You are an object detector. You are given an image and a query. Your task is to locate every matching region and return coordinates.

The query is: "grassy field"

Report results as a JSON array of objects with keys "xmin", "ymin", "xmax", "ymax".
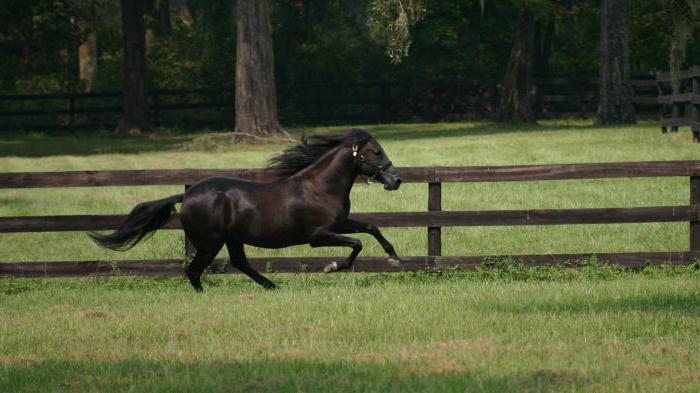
[
  {"xmin": 0, "ymin": 120, "xmax": 698, "ymax": 262},
  {"xmin": 1, "ymin": 121, "xmax": 699, "ymax": 392},
  {"xmin": 1, "ymin": 268, "xmax": 699, "ymax": 392}
]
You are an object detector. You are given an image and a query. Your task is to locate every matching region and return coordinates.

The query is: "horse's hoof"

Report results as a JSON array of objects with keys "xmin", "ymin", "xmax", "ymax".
[
  {"xmin": 387, "ymin": 257, "xmax": 401, "ymax": 267},
  {"xmin": 323, "ymin": 262, "xmax": 338, "ymax": 273}
]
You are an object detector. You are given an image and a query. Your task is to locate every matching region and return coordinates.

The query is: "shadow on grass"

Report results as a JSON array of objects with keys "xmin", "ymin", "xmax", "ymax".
[
  {"xmin": 0, "ymin": 358, "xmax": 591, "ymax": 393},
  {"xmin": 480, "ymin": 292, "xmax": 700, "ymax": 316},
  {"xmin": 364, "ymin": 122, "xmax": 602, "ymax": 142},
  {"xmin": 0, "ymin": 121, "xmax": 609, "ymax": 158},
  {"xmin": 0, "ymin": 131, "xmax": 190, "ymax": 158}
]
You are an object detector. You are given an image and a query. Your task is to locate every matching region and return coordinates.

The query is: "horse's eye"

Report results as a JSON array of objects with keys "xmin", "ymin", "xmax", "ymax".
[{"xmin": 375, "ymin": 150, "xmax": 382, "ymax": 157}]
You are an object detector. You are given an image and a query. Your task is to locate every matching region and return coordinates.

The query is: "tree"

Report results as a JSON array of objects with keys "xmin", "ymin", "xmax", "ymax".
[
  {"xmin": 116, "ymin": 0, "xmax": 149, "ymax": 135},
  {"xmin": 234, "ymin": 0, "xmax": 283, "ymax": 137},
  {"xmin": 145, "ymin": 0, "xmax": 171, "ymax": 48},
  {"xmin": 74, "ymin": 1, "xmax": 99, "ymax": 92},
  {"xmin": 596, "ymin": 0, "xmax": 635, "ymax": 125},
  {"xmin": 665, "ymin": 0, "xmax": 698, "ymax": 93},
  {"xmin": 497, "ymin": 8, "xmax": 535, "ymax": 122}
]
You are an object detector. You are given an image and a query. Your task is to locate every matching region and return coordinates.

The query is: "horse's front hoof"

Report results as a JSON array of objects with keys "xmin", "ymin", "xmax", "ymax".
[
  {"xmin": 387, "ymin": 257, "xmax": 401, "ymax": 267},
  {"xmin": 323, "ymin": 261, "xmax": 338, "ymax": 273}
]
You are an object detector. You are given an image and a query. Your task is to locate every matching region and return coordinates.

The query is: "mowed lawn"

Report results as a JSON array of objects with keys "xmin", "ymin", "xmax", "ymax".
[
  {"xmin": 1, "ymin": 121, "xmax": 700, "ymax": 392},
  {"xmin": 1, "ymin": 272, "xmax": 699, "ymax": 392}
]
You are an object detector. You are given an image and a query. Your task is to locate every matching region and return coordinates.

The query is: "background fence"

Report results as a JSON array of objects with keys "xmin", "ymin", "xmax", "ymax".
[
  {"xmin": 0, "ymin": 78, "xmax": 659, "ymax": 131},
  {"xmin": 1, "ymin": 161, "xmax": 699, "ymax": 278},
  {"xmin": 657, "ymin": 66, "xmax": 700, "ymax": 142}
]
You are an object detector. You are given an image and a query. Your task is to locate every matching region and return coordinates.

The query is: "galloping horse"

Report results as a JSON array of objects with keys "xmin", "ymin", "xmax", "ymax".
[{"xmin": 89, "ymin": 129, "xmax": 402, "ymax": 291}]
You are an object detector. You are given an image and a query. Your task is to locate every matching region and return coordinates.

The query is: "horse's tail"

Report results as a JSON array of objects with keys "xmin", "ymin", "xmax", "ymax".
[{"xmin": 88, "ymin": 194, "xmax": 183, "ymax": 251}]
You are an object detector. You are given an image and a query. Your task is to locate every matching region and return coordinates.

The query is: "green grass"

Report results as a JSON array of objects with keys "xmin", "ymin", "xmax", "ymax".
[
  {"xmin": 1, "ymin": 267, "xmax": 699, "ymax": 392},
  {"xmin": 0, "ymin": 120, "xmax": 698, "ymax": 262},
  {"xmin": 1, "ymin": 121, "xmax": 700, "ymax": 392}
]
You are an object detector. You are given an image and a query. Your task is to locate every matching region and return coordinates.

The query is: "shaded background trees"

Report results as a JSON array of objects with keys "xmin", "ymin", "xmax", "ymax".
[{"xmin": 0, "ymin": 0, "xmax": 698, "ymax": 129}]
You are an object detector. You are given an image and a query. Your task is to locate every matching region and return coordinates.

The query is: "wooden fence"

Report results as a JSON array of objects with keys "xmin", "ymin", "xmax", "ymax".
[
  {"xmin": 0, "ymin": 78, "xmax": 658, "ymax": 131},
  {"xmin": 1, "ymin": 161, "xmax": 699, "ymax": 278},
  {"xmin": 657, "ymin": 66, "xmax": 700, "ymax": 142}
]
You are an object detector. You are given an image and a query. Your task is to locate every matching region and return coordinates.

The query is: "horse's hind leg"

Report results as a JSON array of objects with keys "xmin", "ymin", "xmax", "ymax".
[
  {"xmin": 185, "ymin": 241, "xmax": 222, "ymax": 292},
  {"xmin": 226, "ymin": 241, "xmax": 277, "ymax": 290}
]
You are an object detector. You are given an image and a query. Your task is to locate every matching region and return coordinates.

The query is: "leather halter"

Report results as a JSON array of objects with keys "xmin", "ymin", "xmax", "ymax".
[{"xmin": 352, "ymin": 144, "xmax": 392, "ymax": 184}]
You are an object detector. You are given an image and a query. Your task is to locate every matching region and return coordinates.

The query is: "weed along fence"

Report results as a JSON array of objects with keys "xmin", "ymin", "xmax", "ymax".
[{"xmin": 1, "ymin": 161, "xmax": 699, "ymax": 278}]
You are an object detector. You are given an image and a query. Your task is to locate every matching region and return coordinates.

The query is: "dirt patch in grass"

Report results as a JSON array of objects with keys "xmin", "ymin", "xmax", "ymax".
[
  {"xmin": 68, "ymin": 351, "xmax": 121, "ymax": 361},
  {"xmin": 82, "ymin": 308, "xmax": 108, "ymax": 319},
  {"xmin": 239, "ymin": 294, "xmax": 255, "ymax": 301},
  {"xmin": 50, "ymin": 304, "xmax": 71, "ymax": 312},
  {"xmin": 628, "ymin": 362, "xmax": 669, "ymax": 377},
  {"xmin": 432, "ymin": 338, "xmax": 497, "ymax": 356},
  {"xmin": 352, "ymin": 353, "xmax": 386, "ymax": 362},
  {"xmin": 400, "ymin": 338, "xmax": 498, "ymax": 374},
  {"xmin": 277, "ymin": 349, "xmax": 308, "ymax": 359},
  {"xmin": 198, "ymin": 320, "xmax": 221, "ymax": 328},
  {"xmin": 0, "ymin": 355, "xmax": 40, "ymax": 366}
]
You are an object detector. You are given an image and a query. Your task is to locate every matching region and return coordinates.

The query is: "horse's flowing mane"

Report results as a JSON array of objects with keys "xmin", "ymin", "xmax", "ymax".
[{"xmin": 267, "ymin": 128, "xmax": 372, "ymax": 178}]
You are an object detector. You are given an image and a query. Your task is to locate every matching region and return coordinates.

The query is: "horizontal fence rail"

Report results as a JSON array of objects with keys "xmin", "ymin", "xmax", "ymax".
[
  {"xmin": 0, "ymin": 206, "xmax": 696, "ymax": 233},
  {"xmin": 2, "ymin": 161, "xmax": 700, "ymax": 188},
  {"xmin": 1, "ymin": 161, "xmax": 699, "ymax": 278}
]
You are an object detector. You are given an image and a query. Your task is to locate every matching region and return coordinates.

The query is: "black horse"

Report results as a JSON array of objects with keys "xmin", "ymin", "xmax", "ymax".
[{"xmin": 89, "ymin": 129, "xmax": 402, "ymax": 291}]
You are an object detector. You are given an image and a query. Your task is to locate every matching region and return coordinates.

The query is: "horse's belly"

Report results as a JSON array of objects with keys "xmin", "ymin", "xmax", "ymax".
[
  {"xmin": 234, "ymin": 228, "xmax": 308, "ymax": 248},
  {"xmin": 230, "ymin": 215, "xmax": 310, "ymax": 248}
]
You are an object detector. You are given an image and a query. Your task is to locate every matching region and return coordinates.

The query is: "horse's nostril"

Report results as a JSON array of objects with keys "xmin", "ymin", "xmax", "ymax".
[{"xmin": 395, "ymin": 178, "xmax": 402, "ymax": 186}]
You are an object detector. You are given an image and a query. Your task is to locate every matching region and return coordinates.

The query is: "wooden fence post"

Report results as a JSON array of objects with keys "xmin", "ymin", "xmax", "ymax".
[
  {"xmin": 428, "ymin": 181, "xmax": 442, "ymax": 256},
  {"xmin": 184, "ymin": 184, "xmax": 195, "ymax": 259},
  {"xmin": 691, "ymin": 176, "xmax": 699, "ymax": 251}
]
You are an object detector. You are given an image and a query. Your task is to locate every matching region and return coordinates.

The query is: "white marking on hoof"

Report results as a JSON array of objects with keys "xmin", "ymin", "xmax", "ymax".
[
  {"xmin": 387, "ymin": 257, "xmax": 401, "ymax": 267},
  {"xmin": 323, "ymin": 262, "xmax": 338, "ymax": 273}
]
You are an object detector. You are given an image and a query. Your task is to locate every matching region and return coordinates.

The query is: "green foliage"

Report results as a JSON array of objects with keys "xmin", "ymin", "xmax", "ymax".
[
  {"xmin": 367, "ymin": 0, "xmax": 426, "ymax": 63},
  {"xmin": 2, "ymin": 0, "xmax": 698, "ymax": 95}
]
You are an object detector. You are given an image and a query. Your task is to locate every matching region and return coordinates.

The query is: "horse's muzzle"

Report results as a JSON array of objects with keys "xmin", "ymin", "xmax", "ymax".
[
  {"xmin": 379, "ymin": 166, "xmax": 402, "ymax": 190},
  {"xmin": 384, "ymin": 177, "xmax": 402, "ymax": 191}
]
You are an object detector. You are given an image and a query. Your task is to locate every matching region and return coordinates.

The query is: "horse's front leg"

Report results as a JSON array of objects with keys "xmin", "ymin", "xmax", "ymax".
[
  {"xmin": 309, "ymin": 230, "xmax": 363, "ymax": 273},
  {"xmin": 332, "ymin": 219, "xmax": 401, "ymax": 266}
]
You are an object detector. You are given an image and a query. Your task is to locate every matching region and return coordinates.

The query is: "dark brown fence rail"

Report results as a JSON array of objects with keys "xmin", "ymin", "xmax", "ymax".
[
  {"xmin": 0, "ymin": 78, "xmax": 658, "ymax": 131},
  {"xmin": 657, "ymin": 65, "xmax": 700, "ymax": 142},
  {"xmin": 1, "ymin": 161, "xmax": 699, "ymax": 278}
]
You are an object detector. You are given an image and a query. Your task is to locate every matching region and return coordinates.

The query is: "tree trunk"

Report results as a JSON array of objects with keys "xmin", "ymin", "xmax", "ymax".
[
  {"xmin": 116, "ymin": 0, "xmax": 149, "ymax": 135},
  {"xmin": 534, "ymin": 19, "xmax": 554, "ymax": 78},
  {"xmin": 596, "ymin": 0, "xmax": 635, "ymax": 125},
  {"xmin": 78, "ymin": 21, "xmax": 98, "ymax": 93},
  {"xmin": 497, "ymin": 9, "xmax": 535, "ymax": 123},
  {"xmin": 234, "ymin": 0, "xmax": 283, "ymax": 137},
  {"xmin": 144, "ymin": 0, "xmax": 156, "ymax": 49}
]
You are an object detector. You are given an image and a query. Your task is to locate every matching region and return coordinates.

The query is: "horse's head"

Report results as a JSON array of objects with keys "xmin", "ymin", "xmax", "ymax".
[{"xmin": 354, "ymin": 137, "xmax": 402, "ymax": 191}]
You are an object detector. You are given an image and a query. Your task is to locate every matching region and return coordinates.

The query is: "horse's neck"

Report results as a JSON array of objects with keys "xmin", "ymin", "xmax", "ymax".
[{"xmin": 302, "ymin": 146, "xmax": 357, "ymax": 197}]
